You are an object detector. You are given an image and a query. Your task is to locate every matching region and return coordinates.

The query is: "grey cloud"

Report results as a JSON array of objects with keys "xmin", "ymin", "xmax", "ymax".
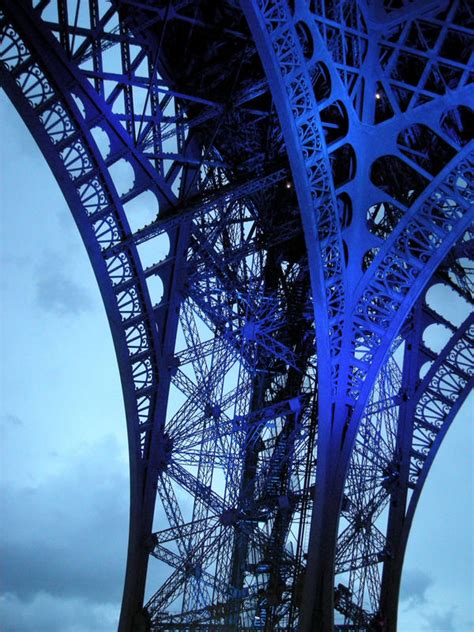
[
  {"xmin": 1, "ymin": 540, "xmax": 122, "ymax": 604},
  {"xmin": 1, "ymin": 437, "xmax": 129, "ymax": 607},
  {"xmin": 35, "ymin": 264, "xmax": 92, "ymax": 316},
  {"xmin": 400, "ymin": 568, "xmax": 434, "ymax": 608},
  {"xmin": 0, "ymin": 592, "xmax": 118, "ymax": 632},
  {"xmin": 1, "ymin": 413, "xmax": 23, "ymax": 427},
  {"xmin": 423, "ymin": 608, "xmax": 456, "ymax": 631}
]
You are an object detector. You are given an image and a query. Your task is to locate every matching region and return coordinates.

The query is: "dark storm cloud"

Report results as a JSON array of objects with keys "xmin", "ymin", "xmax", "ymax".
[
  {"xmin": 400, "ymin": 568, "xmax": 434, "ymax": 608},
  {"xmin": 1, "ymin": 437, "xmax": 128, "ymax": 607},
  {"xmin": 35, "ymin": 262, "xmax": 92, "ymax": 316}
]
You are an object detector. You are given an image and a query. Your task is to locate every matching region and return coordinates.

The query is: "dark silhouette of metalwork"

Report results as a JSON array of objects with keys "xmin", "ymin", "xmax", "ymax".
[{"xmin": 1, "ymin": 1, "xmax": 472, "ymax": 630}]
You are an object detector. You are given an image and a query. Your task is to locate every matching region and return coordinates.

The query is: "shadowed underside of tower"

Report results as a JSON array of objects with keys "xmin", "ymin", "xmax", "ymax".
[{"xmin": 0, "ymin": 1, "xmax": 472, "ymax": 630}]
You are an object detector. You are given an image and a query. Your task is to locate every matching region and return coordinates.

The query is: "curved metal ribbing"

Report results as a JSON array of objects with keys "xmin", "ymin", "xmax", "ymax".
[
  {"xmin": 333, "ymin": 238, "xmax": 474, "ymax": 628},
  {"xmin": 1, "ymin": 1, "xmax": 318, "ymax": 629},
  {"xmin": 242, "ymin": 1, "xmax": 473, "ymax": 629},
  {"xmin": 1, "ymin": 1, "xmax": 473, "ymax": 631},
  {"xmin": 0, "ymin": 4, "xmax": 189, "ymax": 625}
]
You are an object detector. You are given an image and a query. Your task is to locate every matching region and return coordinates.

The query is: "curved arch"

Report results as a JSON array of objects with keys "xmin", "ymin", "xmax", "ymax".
[
  {"xmin": 0, "ymin": 8, "xmax": 186, "ymax": 627},
  {"xmin": 2, "ymin": 3, "xmax": 321, "ymax": 631},
  {"xmin": 379, "ymin": 313, "xmax": 473, "ymax": 629},
  {"xmin": 242, "ymin": 0, "xmax": 345, "ymax": 362},
  {"xmin": 241, "ymin": 6, "xmax": 349, "ymax": 628},
  {"xmin": 242, "ymin": 2, "xmax": 473, "ymax": 629},
  {"xmin": 333, "ymin": 252, "xmax": 473, "ymax": 628}
]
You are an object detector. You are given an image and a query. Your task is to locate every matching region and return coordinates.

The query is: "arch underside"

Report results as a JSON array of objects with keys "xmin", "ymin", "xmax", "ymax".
[{"xmin": 0, "ymin": 1, "xmax": 472, "ymax": 631}]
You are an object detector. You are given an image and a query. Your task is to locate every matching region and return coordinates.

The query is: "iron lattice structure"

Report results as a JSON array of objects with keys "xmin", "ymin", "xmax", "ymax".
[{"xmin": 1, "ymin": 1, "xmax": 472, "ymax": 630}]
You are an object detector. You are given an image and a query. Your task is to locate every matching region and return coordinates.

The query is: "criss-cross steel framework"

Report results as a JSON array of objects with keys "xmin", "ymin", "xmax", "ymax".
[{"xmin": 1, "ymin": 1, "xmax": 472, "ymax": 631}]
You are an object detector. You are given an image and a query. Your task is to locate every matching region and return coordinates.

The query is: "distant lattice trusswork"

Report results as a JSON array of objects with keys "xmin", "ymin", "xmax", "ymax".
[{"xmin": 0, "ymin": 1, "xmax": 472, "ymax": 631}]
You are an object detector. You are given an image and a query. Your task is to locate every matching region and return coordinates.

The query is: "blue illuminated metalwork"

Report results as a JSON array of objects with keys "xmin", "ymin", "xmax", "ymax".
[{"xmin": 0, "ymin": 1, "xmax": 472, "ymax": 631}]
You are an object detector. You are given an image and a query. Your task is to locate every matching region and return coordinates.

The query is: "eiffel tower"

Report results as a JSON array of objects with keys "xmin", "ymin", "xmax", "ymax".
[{"xmin": 1, "ymin": 1, "xmax": 472, "ymax": 631}]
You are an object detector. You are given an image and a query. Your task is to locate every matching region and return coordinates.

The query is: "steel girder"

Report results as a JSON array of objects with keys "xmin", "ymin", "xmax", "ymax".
[{"xmin": 0, "ymin": 1, "xmax": 472, "ymax": 632}]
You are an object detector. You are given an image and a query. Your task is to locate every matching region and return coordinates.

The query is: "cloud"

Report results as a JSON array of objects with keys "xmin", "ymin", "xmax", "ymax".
[
  {"xmin": 0, "ymin": 592, "xmax": 118, "ymax": 632},
  {"xmin": 1, "ymin": 437, "xmax": 129, "ymax": 610},
  {"xmin": 35, "ymin": 255, "xmax": 92, "ymax": 316},
  {"xmin": 0, "ymin": 252, "xmax": 29, "ymax": 268},
  {"xmin": 423, "ymin": 608, "xmax": 456, "ymax": 631},
  {"xmin": 1, "ymin": 538, "xmax": 122, "ymax": 604},
  {"xmin": 0, "ymin": 413, "xmax": 23, "ymax": 428},
  {"xmin": 0, "ymin": 435, "xmax": 173, "ymax": 631},
  {"xmin": 400, "ymin": 568, "xmax": 434, "ymax": 608}
]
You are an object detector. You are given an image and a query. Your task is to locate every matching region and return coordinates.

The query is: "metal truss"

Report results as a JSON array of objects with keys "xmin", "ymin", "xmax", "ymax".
[{"xmin": 0, "ymin": 1, "xmax": 472, "ymax": 631}]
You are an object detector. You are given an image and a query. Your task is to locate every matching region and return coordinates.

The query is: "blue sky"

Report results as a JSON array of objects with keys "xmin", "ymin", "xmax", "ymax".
[{"xmin": 0, "ymin": 92, "xmax": 472, "ymax": 631}]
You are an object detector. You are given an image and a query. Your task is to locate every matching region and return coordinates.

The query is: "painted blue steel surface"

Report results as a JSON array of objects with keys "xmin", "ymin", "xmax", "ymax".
[{"xmin": 0, "ymin": 1, "xmax": 472, "ymax": 631}]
